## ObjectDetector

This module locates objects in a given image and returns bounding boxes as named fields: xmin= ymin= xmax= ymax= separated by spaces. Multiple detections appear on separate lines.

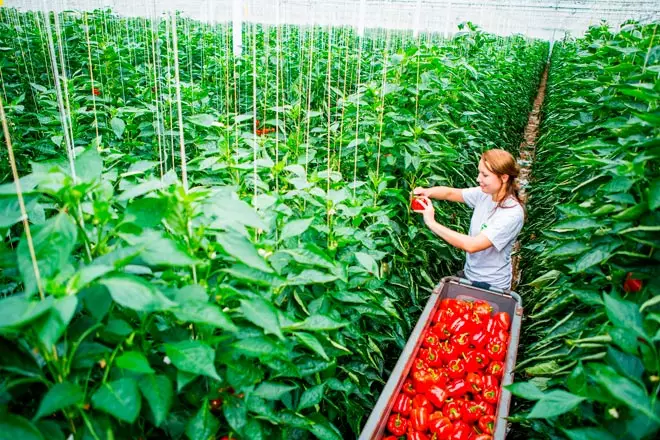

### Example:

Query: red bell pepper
xmin=493 ymin=311 xmax=511 ymax=330
xmin=402 ymin=379 xmax=417 ymax=396
xmin=438 ymin=341 xmax=457 ymax=363
xmin=393 ymin=393 xmax=412 ymax=416
xmin=431 ymin=322 xmax=452 ymax=340
xmin=410 ymin=406 xmax=430 ymax=432
xmin=482 ymin=375 xmax=499 ymax=390
xmin=470 ymin=330 xmax=489 ymax=349
xmin=462 ymin=400 xmax=487 ymax=423
xmin=442 ymin=399 xmax=463 ymax=421
xmin=412 ymin=357 xmax=429 ymax=374
xmin=383 ymin=437 xmax=400 ymax=440
xmin=449 ymin=316 xmax=469 ymax=335
xmin=387 ymin=414 xmax=408 ymax=436
xmin=466 ymin=350 xmax=489 ymax=372
xmin=408 ymin=431 xmax=430 ymax=440
xmin=421 ymin=347 xmax=442 ymax=367
xmin=428 ymin=368 xmax=449 ymax=388
xmin=485 ymin=318 xmax=500 ymax=335
xmin=425 ymin=385 xmax=448 ymax=408
xmin=412 ymin=394 xmax=434 ymax=412
xmin=422 ymin=331 xmax=440 ymax=349
xmin=474 ymin=435 xmax=493 ymax=440
xmin=486 ymin=337 xmax=506 ymax=362
xmin=465 ymin=372 xmax=483 ymax=393
xmin=449 ymin=421 xmax=471 ymax=440
xmin=451 ymin=332 xmax=471 ymax=353
xmin=478 ymin=415 xmax=496 ymax=435
xmin=486 ymin=361 xmax=504 ymax=380
xmin=447 ymin=359 xmax=465 ymax=379
xmin=446 ymin=379 xmax=470 ymax=398
xmin=467 ymin=312 xmax=484 ymax=332
xmin=428 ymin=415 xmax=453 ymax=436
xmin=483 ymin=402 xmax=496 ymax=416
xmin=494 ymin=328 xmax=509 ymax=344
xmin=413 ymin=370 xmax=434 ymax=394
xmin=472 ymin=300 xmax=493 ymax=320
xmin=482 ymin=383 xmax=499 ymax=405
xmin=440 ymin=307 xmax=458 ymax=325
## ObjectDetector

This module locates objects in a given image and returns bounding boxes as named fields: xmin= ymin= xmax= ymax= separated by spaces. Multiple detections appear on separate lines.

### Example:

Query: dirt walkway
xmin=511 ymin=64 xmax=549 ymax=289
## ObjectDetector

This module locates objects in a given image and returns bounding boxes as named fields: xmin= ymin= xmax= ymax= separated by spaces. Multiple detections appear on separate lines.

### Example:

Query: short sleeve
xmin=483 ymin=207 xmax=524 ymax=251
xmin=462 ymin=187 xmax=484 ymax=209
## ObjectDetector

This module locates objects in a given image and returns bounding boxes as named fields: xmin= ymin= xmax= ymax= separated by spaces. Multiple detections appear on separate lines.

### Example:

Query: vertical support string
xmin=0 ymin=94 xmax=45 ymax=301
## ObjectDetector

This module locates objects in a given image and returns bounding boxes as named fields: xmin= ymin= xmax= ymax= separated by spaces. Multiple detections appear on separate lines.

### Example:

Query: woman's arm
xmin=413 ymin=186 xmax=465 ymax=203
xmin=423 ymin=218 xmax=493 ymax=253
xmin=418 ymin=197 xmax=492 ymax=253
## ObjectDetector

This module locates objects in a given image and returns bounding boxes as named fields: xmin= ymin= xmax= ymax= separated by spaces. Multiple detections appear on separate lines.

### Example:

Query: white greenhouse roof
xmin=3 ymin=0 xmax=659 ymax=40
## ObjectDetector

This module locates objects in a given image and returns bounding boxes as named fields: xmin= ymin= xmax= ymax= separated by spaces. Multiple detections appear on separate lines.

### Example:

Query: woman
xmin=413 ymin=149 xmax=524 ymax=290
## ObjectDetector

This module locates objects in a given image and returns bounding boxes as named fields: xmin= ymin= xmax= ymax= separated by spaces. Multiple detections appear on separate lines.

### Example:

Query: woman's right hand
xmin=413 ymin=187 xmax=430 ymax=198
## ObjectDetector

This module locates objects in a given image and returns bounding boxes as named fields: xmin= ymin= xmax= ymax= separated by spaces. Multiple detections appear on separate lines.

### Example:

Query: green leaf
xmin=35 ymin=420 xmax=64 ymax=440
xmin=138 ymin=375 xmax=173 ymax=427
xmin=286 ymin=269 xmax=338 ymax=285
xmin=126 ymin=230 xmax=196 ymax=267
xmin=0 ymin=295 xmax=53 ymax=330
xmin=164 ymin=341 xmax=221 ymax=380
xmin=185 ymin=402 xmax=219 ymax=440
xmin=222 ymin=264 xmax=283 ymax=287
xmin=552 ymin=218 xmax=601 ymax=230
xmin=33 ymin=296 xmax=77 ymax=347
xmin=188 ymin=114 xmax=217 ymax=127
xmin=74 ymin=148 xmax=103 ymax=183
xmin=280 ymin=245 xmax=335 ymax=270
xmin=280 ymin=218 xmax=314 ymax=241
xmin=18 ymin=213 xmax=77 ymax=296
xmin=100 ymin=275 xmax=175 ymax=312
xmin=222 ymin=395 xmax=247 ymax=433
xmin=125 ymin=197 xmax=168 ymax=228
xmin=91 ymin=378 xmax=141 ymax=423
xmin=172 ymin=302 xmax=238 ymax=332
xmin=117 ymin=179 xmax=163 ymax=201
xmin=208 ymin=196 xmax=268 ymax=231
xmin=612 ymin=203 xmax=647 ymax=221
xmin=572 ymin=243 xmax=620 ymax=272
xmin=239 ymin=297 xmax=284 ymax=340
xmin=217 ymin=231 xmax=272 ymax=273
xmin=110 ymin=117 xmax=125 ymax=139
xmin=34 ymin=382 xmax=84 ymax=420
xmin=243 ymin=419 xmax=264 ymax=440
xmin=254 ymin=382 xmax=297 ymax=400
xmin=590 ymin=364 xmax=660 ymax=423
xmin=115 ymin=351 xmax=154 ymax=374
xmin=603 ymin=294 xmax=645 ymax=337
xmin=649 ymin=179 xmax=660 ymax=210
xmin=505 ymin=381 xmax=545 ymax=401
xmin=527 ymin=270 xmax=562 ymax=288
xmin=232 ymin=337 xmax=283 ymax=358
xmin=547 ymin=242 xmax=590 ymax=258
xmin=286 ymin=315 xmax=348 ymax=332
xmin=562 ymin=427 xmax=617 ymax=440
xmin=606 ymin=346 xmax=643 ymax=383
xmin=0 ymin=413 xmax=44 ymax=440
xmin=294 ymin=332 xmax=330 ymax=360
xmin=298 ymin=384 xmax=325 ymax=410
xmin=527 ymin=390 xmax=585 ymax=418
xmin=355 ymin=252 xmax=378 ymax=274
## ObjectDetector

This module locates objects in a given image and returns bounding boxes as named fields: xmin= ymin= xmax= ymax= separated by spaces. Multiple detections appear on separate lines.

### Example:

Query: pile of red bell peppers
xmin=383 ymin=298 xmax=511 ymax=440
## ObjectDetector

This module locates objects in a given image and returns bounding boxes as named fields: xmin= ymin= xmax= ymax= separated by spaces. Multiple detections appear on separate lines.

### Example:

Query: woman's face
xmin=477 ymin=159 xmax=506 ymax=195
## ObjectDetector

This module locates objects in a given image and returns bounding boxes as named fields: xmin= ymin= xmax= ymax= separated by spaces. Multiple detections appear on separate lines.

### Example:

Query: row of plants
xmin=508 ymin=21 xmax=660 ymax=440
xmin=0 ymin=8 xmax=546 ymax=440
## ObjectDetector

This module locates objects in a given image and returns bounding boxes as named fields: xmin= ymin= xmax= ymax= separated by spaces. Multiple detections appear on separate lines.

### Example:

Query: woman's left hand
xmin=420 ymin=197 xmax=435 ymax=224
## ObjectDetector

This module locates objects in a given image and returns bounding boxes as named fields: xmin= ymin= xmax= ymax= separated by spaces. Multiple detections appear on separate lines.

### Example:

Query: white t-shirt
xmin=461 ymin=187 xmax=524 ymax=290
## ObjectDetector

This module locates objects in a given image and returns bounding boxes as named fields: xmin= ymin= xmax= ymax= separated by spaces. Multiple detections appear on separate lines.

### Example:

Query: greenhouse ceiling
xmin=3 ymin=0 xmax=660 ymax=40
